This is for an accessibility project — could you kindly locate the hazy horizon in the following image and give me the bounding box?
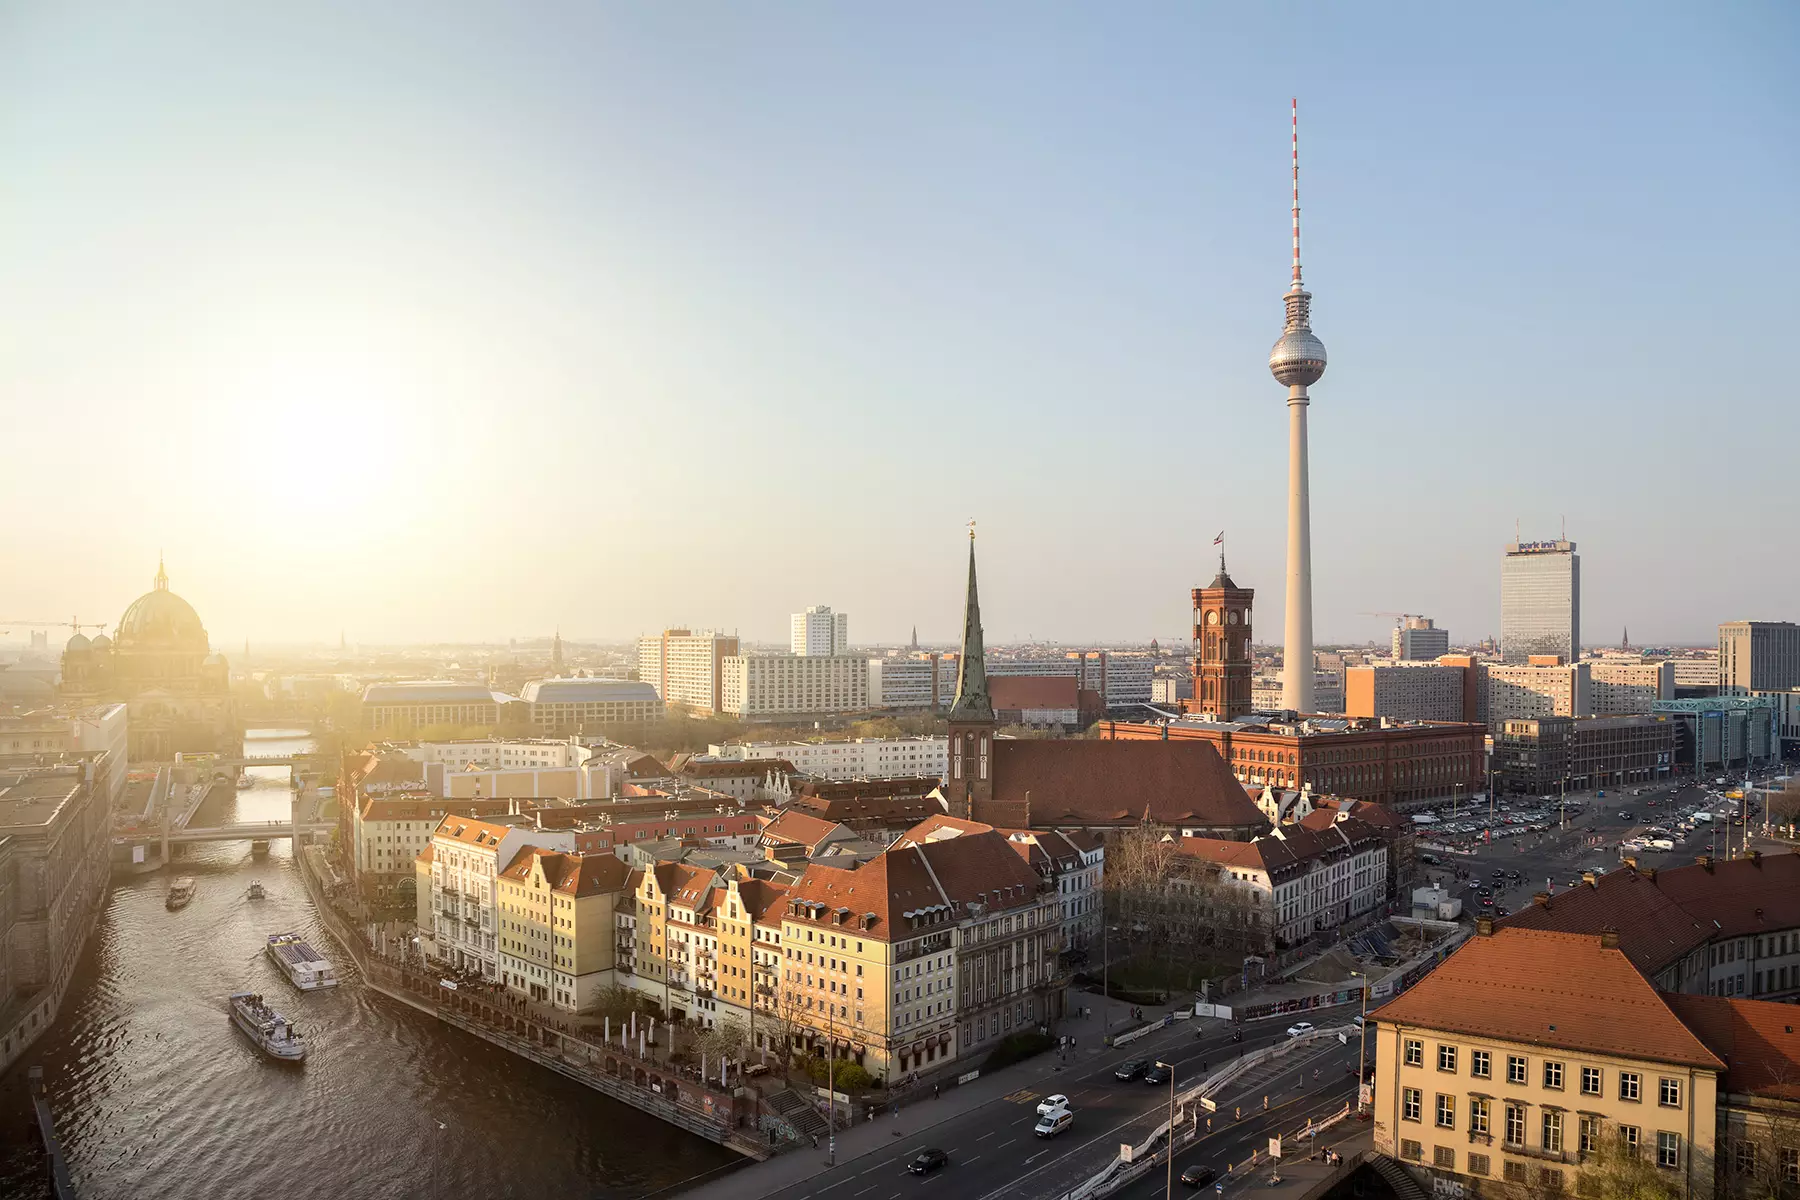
[4,3,1795,649]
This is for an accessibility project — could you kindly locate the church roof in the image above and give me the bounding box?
[116,559,208,650]
[990,738,1266,829]
[947,538,993,723]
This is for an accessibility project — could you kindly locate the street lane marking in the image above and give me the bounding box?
[853,1188,873,1196]
[963,1155,981,1164]
[976,1130,996,1141]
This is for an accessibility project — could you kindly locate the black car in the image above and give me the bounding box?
[1115,1059,1149,1081]
[1145,1064,1173,1085]
[1181,1165,1218,1188]
[909,1149,948,1175]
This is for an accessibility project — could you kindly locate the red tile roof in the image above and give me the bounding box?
[991,675,1078,711]
[1648,852,1800,939]
[1495,865,1714,977]
[1372,927,1724,1071]
[760,809,850,851]
[549,852,632,898]
[988,739,1265,829]
[1662,993,1800,1100]
[785,830,1045,941]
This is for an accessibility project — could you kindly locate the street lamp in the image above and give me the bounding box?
[1349,971,1370,1110]
[1155,1061,1177,1200]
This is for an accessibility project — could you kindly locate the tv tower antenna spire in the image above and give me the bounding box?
[1291,97,1303,292]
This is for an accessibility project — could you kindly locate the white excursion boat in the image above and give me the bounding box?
[265,932,340,990]
[236,773,255,789]
[230,992,306,1062]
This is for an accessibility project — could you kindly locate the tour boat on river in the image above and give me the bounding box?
[265,932,340,990]
[229,992,306,1062]
[166,876,197,910]
[246,882,266,901]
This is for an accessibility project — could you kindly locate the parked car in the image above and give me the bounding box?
[1115,1059,1149,1081]
[1035,1110,1075,1139]
[1286,1022,1315,1038]
[1037,1094,1071,1116]
[1145,1064,1173,1085]
[909,1149,948,1175]
[1181,1165,1219,1188]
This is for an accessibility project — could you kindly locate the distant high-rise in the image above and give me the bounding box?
[1392,617,1450,662]
[791,606,849,656]
[1269,101,1327,713]
[1718,621,1800,694]
[1501,539,1580,662]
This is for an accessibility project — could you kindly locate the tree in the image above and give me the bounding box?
[1570,1127,1684,1200]
[692,1017,750,1068]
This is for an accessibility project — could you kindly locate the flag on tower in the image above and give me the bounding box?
[1212,531,1224,545]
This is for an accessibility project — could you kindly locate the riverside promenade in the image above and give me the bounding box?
[295,845,771,1160]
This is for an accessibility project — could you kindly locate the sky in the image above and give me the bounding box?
[2,2,1796,650]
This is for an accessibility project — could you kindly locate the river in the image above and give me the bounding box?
[0,730,736,1199]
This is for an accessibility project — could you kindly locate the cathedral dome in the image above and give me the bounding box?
[66,632,91,653]
[90,634,112,651]
[116,559,209,651]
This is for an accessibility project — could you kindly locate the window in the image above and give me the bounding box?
[1472,1050,1491,1079]
[1657,1132,1681,1170]
[1438,1044,1458,1073]
[1508,1055,1528,1085]
[1658,1078,1681,1108]
[1619,1072,1641,1102]
[1504,1161,1528,1183]
[1505,1103,1526,1147]
[1734,1141,1758,1177]
[1619,1126,1640,1156]
[1580,1066,1602,1096]
[1539,1167,1565,1192]
[1401,1139,1423,1162]
[1468,1153,1490,1177]
[1544,1061,1564,1090]
[1579,1115,1600,1155]
[1433,1146,1455,1168]
[1471,1098,1490,1135]
[1779,1147,1798,1184]
[1437,1094,1456,1128]
[1543,1111,1564,1153]
[1402,1088,1421,1122]
[1404,1039,1423,1067]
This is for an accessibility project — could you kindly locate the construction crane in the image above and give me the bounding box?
[0,616,108,637]
[1360,611,1424,628]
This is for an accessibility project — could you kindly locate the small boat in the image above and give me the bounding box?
[237,773,255,789]
[266,932,340,990]
[229,992,306,1062]
[247,882,266,900]
[251,839,270,859]
[166,876,197,910]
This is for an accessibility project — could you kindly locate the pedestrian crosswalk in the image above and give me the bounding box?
[1004,1088,1040,1105]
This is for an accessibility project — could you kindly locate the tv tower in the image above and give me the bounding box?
[1269,99,1327,713]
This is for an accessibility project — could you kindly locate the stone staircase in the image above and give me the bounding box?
[1369,1154,1433,1200]
[763,1088,829,1141]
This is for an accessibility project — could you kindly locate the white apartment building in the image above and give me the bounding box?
[1345,662,1468,723]
[635,630,740,714]
[1486,658,1592,728]
[427,816,576,976]
[707,736,948,779]
[1590,658,1676,715]
[867,656,942,710]
[1672,656,1720,691]
[405,738,622,800]
[720,654,870,718]
[791,606,849,657]
[1253,670,1346,714]
[1178,817,1389,950]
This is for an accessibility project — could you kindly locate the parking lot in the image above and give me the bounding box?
[1407,770,1787,919]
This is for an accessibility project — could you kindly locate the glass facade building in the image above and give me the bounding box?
[1501,540,1580,662]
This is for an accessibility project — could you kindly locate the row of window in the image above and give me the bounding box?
[1402,1040,1680,1107]
[1402,1090,1680,1165]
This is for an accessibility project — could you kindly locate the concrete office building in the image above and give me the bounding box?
[1486,657,1592,728]
[1651,697,1779,771]
[635,630,740,714]
[1345,662,1471,724]
[1492,714,1674,794]
[1719,621,1800,694]
[707,737,948,780]
[791,606,849,657]
[1392,617,1450,662]
[1589,658,1676,715]
[1501,539,1580,662]
[518,678,662,731]
[866,655,942,710]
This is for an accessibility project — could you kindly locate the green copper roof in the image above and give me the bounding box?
[949,540,993,722]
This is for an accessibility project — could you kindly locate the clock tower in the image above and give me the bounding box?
[1191,552,1255,721]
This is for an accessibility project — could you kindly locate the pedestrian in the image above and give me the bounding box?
[934,1084,940,1099]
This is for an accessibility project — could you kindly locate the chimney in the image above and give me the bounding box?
[1024,789,1032,828]
[1533,891,1552,908]
[1699,855,1714,873]
[1582,871,1598,888]
[1643,867,1656,882]
[1622,856,1638,873]
[1476,915,1495,937]
[1600,928,1620,950]
[1750,850,1762,866]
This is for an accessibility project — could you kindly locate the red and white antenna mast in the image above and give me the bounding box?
[1291,98,1303,293]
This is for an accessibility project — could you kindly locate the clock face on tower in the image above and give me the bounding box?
[1206,611,1219,625]
[1228,611,1239,625]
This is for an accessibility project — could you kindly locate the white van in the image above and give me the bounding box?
[1035,1110,1075,1138]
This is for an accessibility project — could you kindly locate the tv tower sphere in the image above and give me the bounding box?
[1269,303,1327,387]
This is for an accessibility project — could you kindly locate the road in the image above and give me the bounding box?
[777,1015,1361,1200]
